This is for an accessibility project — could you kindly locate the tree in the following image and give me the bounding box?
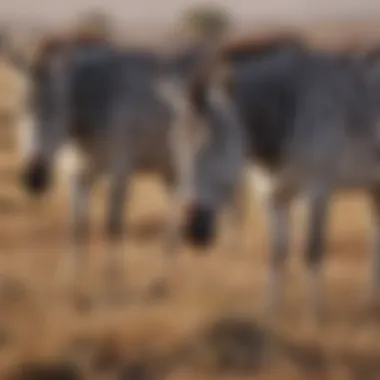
[181,5,231,40]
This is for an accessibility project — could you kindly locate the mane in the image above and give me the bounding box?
[215,33,305,64]
[33,34,69,68]
[33,30,112,69]
[67,29,111,46]
[188,33,305,112]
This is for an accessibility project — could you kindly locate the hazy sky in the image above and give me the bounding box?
[2,0,380,27]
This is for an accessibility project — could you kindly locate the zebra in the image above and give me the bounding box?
[19,32,195,303]
[180,36,380,319]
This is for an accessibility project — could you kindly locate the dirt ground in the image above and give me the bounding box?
[1,37,380,380]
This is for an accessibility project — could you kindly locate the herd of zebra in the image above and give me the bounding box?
[6,27,380,319]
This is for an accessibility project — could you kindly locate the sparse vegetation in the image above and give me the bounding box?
[181,5,231,39]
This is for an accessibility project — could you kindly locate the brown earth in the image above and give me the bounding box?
[3,118,380,380]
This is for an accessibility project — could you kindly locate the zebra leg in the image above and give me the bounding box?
[60,167,96,300]
[163,104,195,258]
[104,162,130,302]
[146,178,183,301]
[162,173,186,257]
[224,177,247,258]
[265,193,291,317]
[304,185,330,320]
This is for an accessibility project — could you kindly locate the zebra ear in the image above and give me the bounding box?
[7,51,31,74]
[0,34,31,74]
[1,40,34,75]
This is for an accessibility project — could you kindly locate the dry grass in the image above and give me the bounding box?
[0,57,28,119]
[2,22,380,380]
